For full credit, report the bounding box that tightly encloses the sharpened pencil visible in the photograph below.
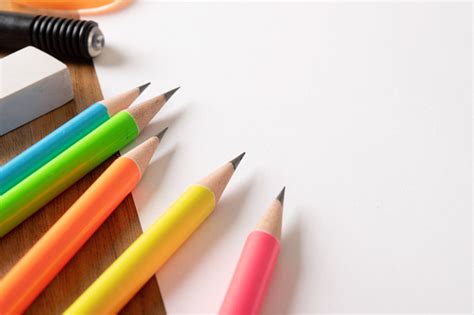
[0,83,150,195]
[0,130,167,314]
[65,152,245,314]
[219,187,285,315]
[0,87,179,237]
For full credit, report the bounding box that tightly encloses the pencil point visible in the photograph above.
[138,82,151,94]
[230,152,245,170]
[164,87,180,101]
[156,127,169,141]
[276,187,285,205]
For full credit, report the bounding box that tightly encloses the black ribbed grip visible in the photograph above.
[0,11,98,59]
[31,15,97,59]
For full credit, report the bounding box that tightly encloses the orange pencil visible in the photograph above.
[0,129,168,314]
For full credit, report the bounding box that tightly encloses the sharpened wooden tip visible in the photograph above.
[255,190,285,240]
[126,89,173,132]
[156,127,169,141]
[197,154,244,204]
[164,87,180,101]
[230,152,245,170]
[123,137,160,177]
[138,82,151,94]
[102,84,150,116]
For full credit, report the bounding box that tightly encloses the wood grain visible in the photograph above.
[0,1,166,314]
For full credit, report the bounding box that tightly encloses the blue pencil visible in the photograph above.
[0,83,150,194]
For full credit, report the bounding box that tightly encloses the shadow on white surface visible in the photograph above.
[135,146,177,213]
[95,45,126,67]
[138,104,188,142]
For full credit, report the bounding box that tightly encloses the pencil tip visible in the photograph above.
[138,82,151,94]
[276,186,285,205]
[156,127,169,140]
[164,87,180,101]
[230,152,246,170]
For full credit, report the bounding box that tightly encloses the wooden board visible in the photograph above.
[0,2,166,314]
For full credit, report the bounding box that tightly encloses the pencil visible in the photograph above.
[0,130,167,314]
[0,83,150,195]
[219,187,285,315]
[65,152,246,314]
[0,87,179,237]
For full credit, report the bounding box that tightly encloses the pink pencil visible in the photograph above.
[219,187,285,315]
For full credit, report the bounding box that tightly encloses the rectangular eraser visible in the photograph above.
[0,46,74,135]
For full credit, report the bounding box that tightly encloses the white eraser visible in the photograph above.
[0,46,74,135]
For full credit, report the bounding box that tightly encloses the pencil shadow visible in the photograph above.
[141,105,187,139]
[156,177,256,295]
[95,45,126,67]
[132,146,177,212]
[261,217,302,314]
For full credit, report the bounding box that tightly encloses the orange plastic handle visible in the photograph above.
[12,0,113,10]
[0,157,140,314]
[11,0,132,15]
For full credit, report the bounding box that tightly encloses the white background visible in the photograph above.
[89,2,471,313]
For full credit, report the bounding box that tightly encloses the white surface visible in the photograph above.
[91,2,472,313]
[0,46,73,135]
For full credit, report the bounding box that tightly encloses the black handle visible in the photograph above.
[0,11,34,50]
[0,11,102,59]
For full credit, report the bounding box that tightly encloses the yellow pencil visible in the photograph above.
[65,152,246,314]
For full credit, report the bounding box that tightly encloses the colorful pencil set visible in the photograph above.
[0,83,287,314]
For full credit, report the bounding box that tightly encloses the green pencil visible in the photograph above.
[0,88,179,237]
